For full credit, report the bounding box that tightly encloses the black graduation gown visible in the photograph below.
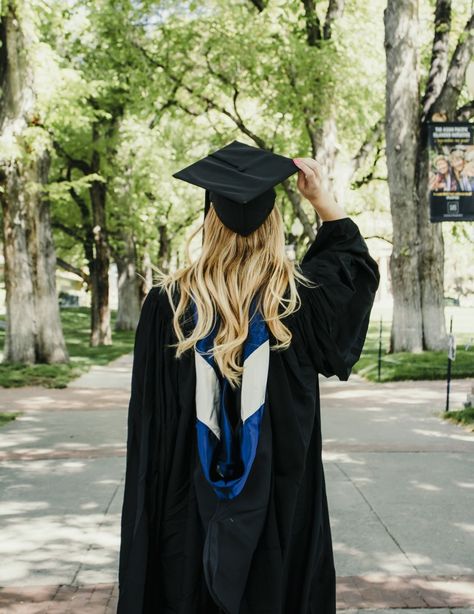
[117,216,380,614]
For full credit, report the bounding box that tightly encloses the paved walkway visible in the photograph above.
[0,354,473,613]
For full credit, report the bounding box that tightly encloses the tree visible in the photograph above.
[129,0,385,254]
[41,0,188,337]
[0,0,68,364]
[384,0,474,352]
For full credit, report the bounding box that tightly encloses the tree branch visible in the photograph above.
[135,40,268,148]
[350,118,385,179]
[282,179,316,241]
[283,60,320,157]
[430,11,474,118]
[52,221,86,243]
[51,137,92,175]
[456,99,474,121]
[323,0,345,40]
[173,211,200,235]
[421,0,452,122]
[0,16,8,122]
[301,0,322,46]
[148,81,181,129]
[364,235,393,245]
[248,0,267,12]
[56,258,90,285]
[66,187,95,267]
[132,41,315,240]
[69,186,91,226]
[351,174,387,189]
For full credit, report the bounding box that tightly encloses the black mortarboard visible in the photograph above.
[172,140,299,237]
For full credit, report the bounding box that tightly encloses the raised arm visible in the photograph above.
[291,157,380,379]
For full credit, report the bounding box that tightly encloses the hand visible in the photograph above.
[293,157,323,203]
[429,174,444,191]
[293,157,347,222]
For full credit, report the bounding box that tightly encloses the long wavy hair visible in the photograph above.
[153,202,316,389]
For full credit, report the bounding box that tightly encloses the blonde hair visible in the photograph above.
[153,203,316,389]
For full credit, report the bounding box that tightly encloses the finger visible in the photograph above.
[293,158,313,178]
[296,162,319,192]
[299,157,322,176]
[296,170,306,190]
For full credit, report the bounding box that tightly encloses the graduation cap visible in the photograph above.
[449,144,467,156]
[172,140,299,237]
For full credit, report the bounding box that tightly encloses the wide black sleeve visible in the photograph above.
[294,217,380,380]
[117,287,160,611]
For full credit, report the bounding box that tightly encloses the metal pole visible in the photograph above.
[445,315,453,412]
[378,316,383,382]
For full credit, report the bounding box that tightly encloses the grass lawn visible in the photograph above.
[442,407,474,431]
[0,412,21,427]
[353,305,474,382]
[0,303,473,387]
[0,307,135,389]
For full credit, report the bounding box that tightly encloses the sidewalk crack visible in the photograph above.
[70,479,123,586]
[334,461,420,574]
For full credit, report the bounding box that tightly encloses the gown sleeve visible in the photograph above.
[294,216,380,380]
[118,287,159,596]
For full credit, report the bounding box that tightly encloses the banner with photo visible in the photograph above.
[428,122,474,222]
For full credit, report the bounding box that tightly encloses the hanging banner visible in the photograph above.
[428,121,474,222]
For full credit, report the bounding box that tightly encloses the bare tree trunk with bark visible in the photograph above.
[415,7,474,350]
[415,143,447,350]
[89,146,112,346]
[0,3,68,364]
[115,232,141,331]
[384,0,424,352]
[1,159,37,363]
[385,0,473,352]
[26,150,69,362]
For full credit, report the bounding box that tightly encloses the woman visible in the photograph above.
[429,154,451,191]
[117,155,380,614]
[463,149,474,190]
[449,147,472,192]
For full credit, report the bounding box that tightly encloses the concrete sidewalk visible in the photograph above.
[0,353,473,612]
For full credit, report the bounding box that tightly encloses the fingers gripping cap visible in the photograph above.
[172,140,299,236]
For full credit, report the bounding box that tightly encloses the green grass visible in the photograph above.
[354,347,474,382]
[352,306,474,382]
[442,407,474,431]
[0,304,473,386]
[0,412,21,427]
[0,307,135,389]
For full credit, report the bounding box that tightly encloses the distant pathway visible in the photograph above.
[0,353,473,612]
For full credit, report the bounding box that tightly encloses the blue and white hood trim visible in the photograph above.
[192,296,270,501]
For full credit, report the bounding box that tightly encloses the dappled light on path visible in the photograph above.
[0,361,473,610]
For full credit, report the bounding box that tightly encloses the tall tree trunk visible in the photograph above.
[413,6,474,350]
[1,159,36,363]
[26,150,69,362]
[115,232,141,331]
[384,0,423,352]
[89,148,111,346]
[415,140,447,350]
[157,223,171,273]
[140,249,154,304]
[0,3,68,364]
[414,0,451,351]
[385,3,473,352]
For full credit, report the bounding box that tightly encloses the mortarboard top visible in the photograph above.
[172,140,299,237]
[449,144,467,155]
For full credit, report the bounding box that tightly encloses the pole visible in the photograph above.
[377,316,383,382]
[445,315,453,412]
